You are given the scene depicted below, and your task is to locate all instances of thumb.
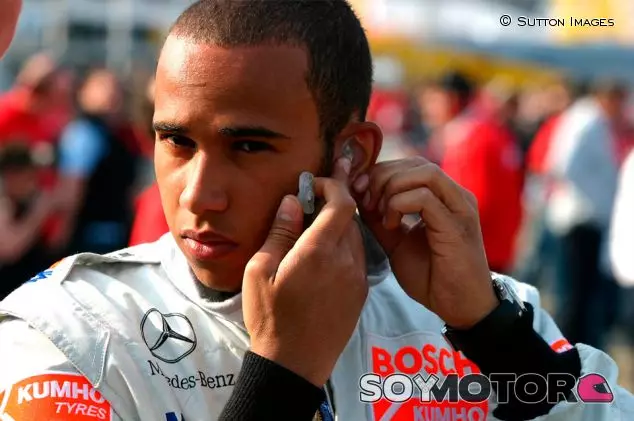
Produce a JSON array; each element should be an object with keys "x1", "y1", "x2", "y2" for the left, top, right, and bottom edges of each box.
[{"x1": 248, "y1": 195, "x2": 304, "y2": 280}]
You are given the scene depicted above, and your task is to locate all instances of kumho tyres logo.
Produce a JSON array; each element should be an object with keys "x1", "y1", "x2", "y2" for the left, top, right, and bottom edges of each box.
[{"x1": 0, "y1": 372, "x2": 112, "y2": 420}]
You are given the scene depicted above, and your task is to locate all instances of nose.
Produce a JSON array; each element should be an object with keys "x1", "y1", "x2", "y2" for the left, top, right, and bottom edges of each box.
[{"x1": 179, "y1": 153, "x2": 229, "y2": 215}]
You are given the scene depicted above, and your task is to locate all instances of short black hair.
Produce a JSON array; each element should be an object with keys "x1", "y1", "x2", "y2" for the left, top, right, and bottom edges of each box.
[
  {"x1": 0, "y1": 142, "x2": 35, "y2": 173},
  {"x1": 168, "y1": 0, "x2": 373, "y2": 144},
  {"x1": 437, "y1": 71, "x2": 474, "y2": 107}
]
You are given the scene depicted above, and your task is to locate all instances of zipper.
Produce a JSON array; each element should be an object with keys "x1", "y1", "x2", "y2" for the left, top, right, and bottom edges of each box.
[{"x1": 317, "y1": 380, "x2": 335, "y2": 421}]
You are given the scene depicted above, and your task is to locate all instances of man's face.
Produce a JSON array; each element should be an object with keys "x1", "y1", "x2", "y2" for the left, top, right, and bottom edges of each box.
[
  {"x1": 154, "y1": 37, "x2": 326, "y2": 291},
  {"x1": 0, "y1": 0, "x2": 21, "y2": 58},
  {"x1": 419, "y1": 87, "x2": 455, "y2": 129},
  {"x1": 2, "y1": 167, "x2": 37, "y2": 202}
]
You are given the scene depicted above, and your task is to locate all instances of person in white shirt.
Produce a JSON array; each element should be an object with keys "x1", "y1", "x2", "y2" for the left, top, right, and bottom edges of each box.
[
  {"x1": 545, "y1": 81, "x2": 625, "y2": 349},
  {"x1": 610, "y1": 149, "x2": 634, "y2": 287}
]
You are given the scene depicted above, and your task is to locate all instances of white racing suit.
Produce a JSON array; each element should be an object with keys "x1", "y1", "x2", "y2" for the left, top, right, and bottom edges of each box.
[{"x1": 0, "y1": 232, "x2": 633, "y2": 421}]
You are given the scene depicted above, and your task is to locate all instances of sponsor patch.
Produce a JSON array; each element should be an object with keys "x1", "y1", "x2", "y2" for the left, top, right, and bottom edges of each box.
[
  {"x1": 0, "y1": 372, "x2": 112, "y2": 420},
  {"x1": 367, "y1": 332, "x2": 489, "y2": 421},
  {"x1": 550, "y1": 338, "x2": 574, "y2": 354}
]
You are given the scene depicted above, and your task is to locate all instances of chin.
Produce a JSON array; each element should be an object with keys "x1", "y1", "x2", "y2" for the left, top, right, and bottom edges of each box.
[{"x1": 189, "y1": 256, "x2": 246, "y2": 293}]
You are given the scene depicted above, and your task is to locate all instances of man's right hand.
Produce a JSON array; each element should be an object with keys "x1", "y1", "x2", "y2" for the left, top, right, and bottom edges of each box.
[{"x1": 242, "y1": 157, "x2": 367, "y2": 387}]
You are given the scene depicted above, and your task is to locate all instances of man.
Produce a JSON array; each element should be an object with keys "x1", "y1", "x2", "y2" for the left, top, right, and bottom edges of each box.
[
  {"x1": 52, "y1": 69, "x2": 139, "y2": 255},
  {"x1": 434, "y1": 72, "x2": 524, "y2": 273},
  {"x1": 0, "y1": 2, "x2": 632, "y2": 421},
  {"x1": 610, "y1": 148, "x2": 634, "y2": 287},
  {"x1": 0, "y1": 142, "x2": 55, "y2": 299},
  {"x1": 545, "y1": 80, "x2": 623, "y2": 349}
]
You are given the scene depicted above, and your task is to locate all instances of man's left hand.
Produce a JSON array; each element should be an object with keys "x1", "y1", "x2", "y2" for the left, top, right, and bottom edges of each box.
[{"x1": 352, "y1": 156, "x2": 498, "y2": 329}]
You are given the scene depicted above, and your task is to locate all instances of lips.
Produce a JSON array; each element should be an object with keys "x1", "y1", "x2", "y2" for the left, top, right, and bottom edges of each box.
[{"x1": 180, "y1": 230, "x2": 239, "y2": 261}]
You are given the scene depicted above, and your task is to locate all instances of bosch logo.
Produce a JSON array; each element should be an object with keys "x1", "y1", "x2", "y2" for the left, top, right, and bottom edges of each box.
[{"x1": 140, "y1": 309, "x2": 197, "y2": 363}]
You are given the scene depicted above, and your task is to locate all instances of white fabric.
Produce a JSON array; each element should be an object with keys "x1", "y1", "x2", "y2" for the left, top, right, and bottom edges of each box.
[
  {"x1": 0, "y1": 234, "x2": 633, "y2": 420},
  {"x1": 545, "y1": 98, "x2": 618, "y2": 236},
  {"x1": 610, "y1": 151, "x2": 634, "y2": 286}
]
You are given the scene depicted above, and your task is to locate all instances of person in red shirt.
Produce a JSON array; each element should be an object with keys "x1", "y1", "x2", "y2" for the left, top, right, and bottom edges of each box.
[
  {"x1": 128, "y1": 183, "x2": 169, "y2": 246},
  {"x1": 0, "y1": 53, "x2": 72, "y2": 191},
  {"x1": 432, "y1": 72, "x2": 524, "y2": 273},
  {"x1": 0, "y1": 53, "x2": 63, "y2": 146}
]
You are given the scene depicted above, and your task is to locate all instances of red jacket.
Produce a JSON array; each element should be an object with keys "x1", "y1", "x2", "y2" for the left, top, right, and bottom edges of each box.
[
  {"x1": 527, "y1": 115, "x2": 561, "y2": 175},
  {"x1": 129, "y1": 184, "x2": 169, "y2": 246},
  {"x1": 441, "y1": 116, "x2": 523, "y2": 271}
]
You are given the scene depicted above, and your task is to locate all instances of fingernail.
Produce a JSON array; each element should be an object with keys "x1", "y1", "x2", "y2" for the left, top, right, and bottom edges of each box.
[
  {"x1": 353, "y1": 174, "x2": 369, "y2": 192},
  {"x1": 363, "y1": 191, "x2": 371, "y2": 207},
  {"x1": 277, "y1": 195, "x2": 299, "y2": 222},
  {"x1": 340, "y1": 157, "x2": 352, "y2": 175}
]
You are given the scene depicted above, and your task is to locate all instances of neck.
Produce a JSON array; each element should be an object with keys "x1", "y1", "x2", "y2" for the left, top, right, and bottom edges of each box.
[{"x1": 194, "y1": 281, "x2": 240, "y2": 302}]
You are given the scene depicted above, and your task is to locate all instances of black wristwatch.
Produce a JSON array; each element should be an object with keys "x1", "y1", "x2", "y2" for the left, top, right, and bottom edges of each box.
[{"x1": 442, "y1": 275, "x2": 527, "y2": 352}]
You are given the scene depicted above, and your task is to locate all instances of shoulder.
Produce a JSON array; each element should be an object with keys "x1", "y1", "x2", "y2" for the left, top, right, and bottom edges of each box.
[
  {"x1": 2, "y1": 238, "x2": 165, "y2": 307},
  {"x1": 0, "y1": 237, "x2": 170, "y2": 383},
  {"x1": 364, "y1": 271, "x2": 545, "y2": 329},
  {"x1": 0, "y1": 318, "x2": 119, "y2": 420},
  {"x1": 0, "y1": 318, "x2": 76, "y2": 382}
]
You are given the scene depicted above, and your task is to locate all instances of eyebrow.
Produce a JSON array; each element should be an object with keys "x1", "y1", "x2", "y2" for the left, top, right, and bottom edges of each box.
[
  {"x1": 218, "y1": 126, "x2": 290, "y2": 140},
  {"x1": 152, "y1": 122, "x2": 290, "y2": 140},
  {"x1": 153, "y1": 121, "x2": 188, "y2": 134}
]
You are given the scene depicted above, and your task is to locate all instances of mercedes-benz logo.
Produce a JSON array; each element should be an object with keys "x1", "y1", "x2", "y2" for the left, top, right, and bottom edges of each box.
[{"x1": 140, "y1": 308, "x2": 197, "y2": 363}]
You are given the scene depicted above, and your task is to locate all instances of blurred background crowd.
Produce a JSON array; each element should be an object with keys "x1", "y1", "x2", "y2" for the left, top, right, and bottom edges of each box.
[{"x1": 1, "y1": 0, "x2": 634, "y2": 388}]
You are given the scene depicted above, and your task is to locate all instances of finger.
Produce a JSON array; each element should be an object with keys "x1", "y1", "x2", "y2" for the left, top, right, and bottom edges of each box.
[
  {"x1": 302, "y1": 177, "x2": 357, "y2": 246},
  {"x1": 363, "y1": 158, "x2": 423, "y2": 211},
  {"x1": 247, "y1": 195, "x2": 304, "y2": 281},
  {"x1": 383, "y1": 187, "x2": 453, "y2": 231},
  {"x1": 377, "y1": 163, "x2": 469, "y2": 215},
  {"x1": 331, "y1": 156, "x2": 352, "y2": 185},
  {"x1": 337, "y1": 221, "x2": 368, "y2": 288}
]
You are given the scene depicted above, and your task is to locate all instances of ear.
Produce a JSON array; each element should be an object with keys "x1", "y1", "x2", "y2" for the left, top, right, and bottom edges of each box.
[{"x1": 334, "y1": 121, "x2": 383, "y2": 181}]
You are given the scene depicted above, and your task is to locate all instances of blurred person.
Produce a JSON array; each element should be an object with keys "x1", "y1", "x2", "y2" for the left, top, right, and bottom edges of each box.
[
  {"x1": 128, "y1": 74, "x2": 170, "y2": 247},
  {"x1": 609, "y1": 87, "x2": 634, "y2": 167},
  {"x1": 1, "y1": 2, "x2": 633, "y2": 421},
  {"x1": 53, "y1": 69, "x2": 139, "y2": 256},
  {"x1": 131, "y1": 74, "x2": 157, "y2": 159},
  {"x1": 0, "y1": 143, "x2": 55, "y2": 299},
  {"x1": 515, "y1": 80, "x2": 577, "y2": 286},
  {"x1": 433, "y1": 71, "x2": 524, "y2": 273},
  {"x1": 366, "y1": 87, "x2": 417, "y2": 161},
  {"x1": 0, "y1": 53, "x2": 66, "y2": 183},
  {"x1": 544, "y1": 80, "x2": 625, "y2": 349},
  {"x1": 610, "y1": 149, "x2": 634, "y2": 287},
  {"x1": 415, "y1": 80, "x2": 456, "y2": 163},
  {"x1": 609, "y1": 148, "x2": 634, "y2": 350}
]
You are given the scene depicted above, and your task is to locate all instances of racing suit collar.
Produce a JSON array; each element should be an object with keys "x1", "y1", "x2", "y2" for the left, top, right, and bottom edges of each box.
[{"x1": 158, "y1": 218, "x2": 391, "y2": 312}]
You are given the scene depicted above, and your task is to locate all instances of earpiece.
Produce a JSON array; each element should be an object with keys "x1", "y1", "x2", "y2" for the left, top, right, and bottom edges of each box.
[{"x1": 342, "y1": 138, "x2": 355, "y2": 163}]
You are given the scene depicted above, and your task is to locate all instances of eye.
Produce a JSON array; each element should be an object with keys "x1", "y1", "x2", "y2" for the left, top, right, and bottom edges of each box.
[
  {"x1": 232, "y1": 141, "x2": 274, "y2": 153},
  {"x1": 158, "y1": 134, "x2": 196, "y2": 150}
]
